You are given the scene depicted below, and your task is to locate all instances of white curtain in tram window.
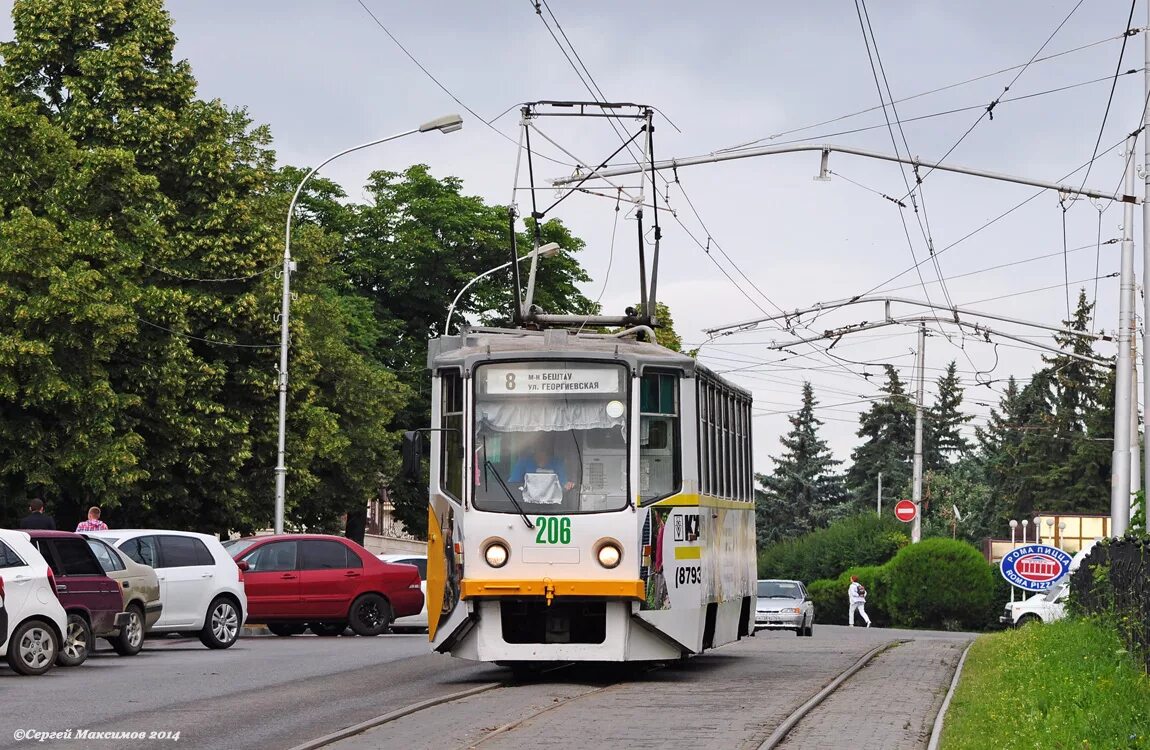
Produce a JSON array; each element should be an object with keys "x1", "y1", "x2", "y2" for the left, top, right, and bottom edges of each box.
[
  {"x1": 477, "y1": 401, "x2": 624, "y2": 433},
  {"x1": 522, "y1": 472, "x2": 563, "y2": 504}
]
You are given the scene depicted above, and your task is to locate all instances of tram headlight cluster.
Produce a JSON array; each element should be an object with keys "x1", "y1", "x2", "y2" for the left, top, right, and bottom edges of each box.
[
  {"x1": 483, "y1": 541, "x2": 509, "y2": 568},
  {"x1": 596, "y1": 541, "x2": 622, "y2": 569}
]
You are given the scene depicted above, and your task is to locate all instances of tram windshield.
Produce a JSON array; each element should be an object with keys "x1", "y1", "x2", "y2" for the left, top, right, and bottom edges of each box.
[{"x1": 473, "y1": 361, "x2": 629, "y2": 514}]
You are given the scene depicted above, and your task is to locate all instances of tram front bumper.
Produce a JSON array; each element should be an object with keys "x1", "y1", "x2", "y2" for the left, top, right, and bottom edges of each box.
[{"x1": 460, "y1": 579, "x2": 645, "y2": 601}]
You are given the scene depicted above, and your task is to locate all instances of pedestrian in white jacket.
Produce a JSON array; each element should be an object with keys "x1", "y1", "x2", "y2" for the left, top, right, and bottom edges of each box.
[{"x1": 848, "y1": 575, "x2": 871, "y2": 627}]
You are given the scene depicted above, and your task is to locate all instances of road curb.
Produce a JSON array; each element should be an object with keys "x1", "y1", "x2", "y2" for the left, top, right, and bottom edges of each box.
[
  {"x1": 241, "y1": 625, "x2": 272, "y2": 637},
  {"x1": 927, "y1": 638, "x2": 975, "y2": 750}
]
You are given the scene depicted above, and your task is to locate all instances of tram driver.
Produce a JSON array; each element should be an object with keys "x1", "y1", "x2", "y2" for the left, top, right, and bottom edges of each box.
[{"x1": 509, "y1": 433, "x2": 575, "y2": 504}]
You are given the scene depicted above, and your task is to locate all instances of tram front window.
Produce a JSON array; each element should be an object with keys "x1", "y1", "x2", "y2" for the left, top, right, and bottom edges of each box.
[{"x1": 473, "y1": 362, "x2": 628, "y2": 514}]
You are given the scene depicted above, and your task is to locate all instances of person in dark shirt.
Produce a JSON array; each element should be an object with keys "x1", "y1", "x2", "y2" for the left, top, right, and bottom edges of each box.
[{"x1": 18, "y1": 497, "x2": 56, "y2": 530}]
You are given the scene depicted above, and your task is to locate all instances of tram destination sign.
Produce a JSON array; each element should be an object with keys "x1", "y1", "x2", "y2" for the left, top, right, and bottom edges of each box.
[
  {"x1": 999, "y1": 544, "x2": 1073, "y2": 592},
  {"x1": 485, "y1": 366, "x2": 621, "y2": 395}
]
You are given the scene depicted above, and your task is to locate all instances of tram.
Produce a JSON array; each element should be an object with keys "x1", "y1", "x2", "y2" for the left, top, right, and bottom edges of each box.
[{"x1": 417, "y1": 326, "x2": 757, "y2": 664}]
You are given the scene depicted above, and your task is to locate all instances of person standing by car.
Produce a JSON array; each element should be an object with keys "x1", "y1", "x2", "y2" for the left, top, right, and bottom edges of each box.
[
  {"x1": 848, "y1": 575, "x2": 871, "y2": 627},
  {"x1": 75, "y1": 506, "x2": 108, "y2": 532},
  {"x1": 18, "y1": 498, "x2": 55, "y2": 530}
]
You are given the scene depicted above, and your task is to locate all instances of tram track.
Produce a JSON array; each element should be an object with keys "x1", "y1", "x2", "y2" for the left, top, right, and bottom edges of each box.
[
  {"x1": 756, "y1": 640, "x2": 901, "y2": 749},
  {"x1": 287, "y1": 661, "x2": 649, "y2": 750}
]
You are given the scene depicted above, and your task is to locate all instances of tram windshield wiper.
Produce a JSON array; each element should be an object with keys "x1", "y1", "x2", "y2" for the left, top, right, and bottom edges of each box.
[{"x1": 485, "y1": 459, "x2": 535, "y2": 529}]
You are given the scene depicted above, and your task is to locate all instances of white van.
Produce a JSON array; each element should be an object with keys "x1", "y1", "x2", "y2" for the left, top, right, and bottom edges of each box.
[{"x1": 1001, "y1": 540, "x2": 1098, "y2": 627}]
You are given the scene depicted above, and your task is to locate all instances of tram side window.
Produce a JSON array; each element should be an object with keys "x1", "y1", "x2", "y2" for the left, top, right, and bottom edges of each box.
[
  {"x1": 640, "y1": 372, "x2": 681, "y2": 503},
  {"x1": 440, "y1": 370, "x2": 464, "y2": 500}
]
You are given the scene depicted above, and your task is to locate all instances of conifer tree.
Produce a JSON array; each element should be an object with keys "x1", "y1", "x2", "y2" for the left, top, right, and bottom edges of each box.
[
  {"x1": 755, "y1": 383, "x2": 846, "y2": 546},
  {"x1": 925, "y1": 361, "x2": 972, "y2": 470},
  {"x1": 847, "y1": 365, "x2": 915, "y2": 504}
]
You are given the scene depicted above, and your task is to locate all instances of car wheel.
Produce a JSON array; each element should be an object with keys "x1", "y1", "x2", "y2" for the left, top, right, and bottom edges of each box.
[
  {"x1": 309, "y1": 622, "x2": 347, "y2": 637},
  {"x1": 348, "y1": 593, "x2": 392, "y2": 637},
  {"x1": 806, "y1": 621, "x2": 814, "y2": 637},
  {"x1": 7, "y1": 619, "x2": 59, "y2": 676},
  {"x1": 199, "y1": 597, "x2": 240, "y2": 649},
  {"x1": 1016, "y1": 613, "x2": 1042, "y2": 627},
  {"x1": 111, "y1": 605, "x2": 146, "y2": 656},
  {"x1": 267, "y1": 623, "x2": 307, "y2": 637},
  {"x1": 57, "y1": 614, "x2": 91, "y2": 667}
]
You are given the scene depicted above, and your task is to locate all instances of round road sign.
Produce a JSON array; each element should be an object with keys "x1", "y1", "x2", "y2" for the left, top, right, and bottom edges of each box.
[{"x1": 894, "y1": 499, "x2": 917, "y2": 523}]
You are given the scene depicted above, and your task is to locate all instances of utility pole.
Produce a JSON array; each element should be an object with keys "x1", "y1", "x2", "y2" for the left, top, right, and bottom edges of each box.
[
  {"x1": 877, "y1": 472, "x2": 883, "y2": 516},
  {"x1": 1133, "y1": 330, "x2": 1141, "y2": 502},
  {"x1": 912, "y1": 323, "x2": 926, "y2": 544},
  {"x1": 1142, "y1": 0, "x2": 1150, "y2": 522},
  {"x1": 1112, "y1": 134, "x2": 1137, "y2": 537}
]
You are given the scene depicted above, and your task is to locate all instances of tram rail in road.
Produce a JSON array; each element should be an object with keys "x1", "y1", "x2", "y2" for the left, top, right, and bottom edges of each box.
[{"x1": 297, "y1": 628, "x2": 972, "y2": 750}]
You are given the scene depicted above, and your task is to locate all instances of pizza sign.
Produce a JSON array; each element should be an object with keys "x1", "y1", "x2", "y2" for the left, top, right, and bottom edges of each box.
[{"x1": 999, "y1": 544, "x2": 1073, "y2": 592}]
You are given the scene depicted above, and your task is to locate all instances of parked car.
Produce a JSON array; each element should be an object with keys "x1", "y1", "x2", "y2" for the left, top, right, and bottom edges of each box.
[
  {"x1": 81, "y1": 535, "x2": 163, "y2": 655},
  {"x1": 223, "y1": 535, "x2": 423, "y2": 637},
  {"x1": 755, "y1": 579, "x2": 815, "y2": 637},
  {"x1": 0, "y1": 529, "x2": 68, "y2": 675},
  {"x1": 87, "y1": 530, "x2": 246, "y2": 649},
  {"x1": 26, "y1": 530, "x2": 127, "y2": 666},
  {"x1": 377, "y1": 553, "x2": 428, "y2": 631}
]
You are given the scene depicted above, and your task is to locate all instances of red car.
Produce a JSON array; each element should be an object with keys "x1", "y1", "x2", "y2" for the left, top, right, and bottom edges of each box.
[
  {"x1": 223, "y1": 534, "x2": 423, "y2": 637},
  {"x1": 26, "y1": 530, "x2": 127, "y2": 666}
]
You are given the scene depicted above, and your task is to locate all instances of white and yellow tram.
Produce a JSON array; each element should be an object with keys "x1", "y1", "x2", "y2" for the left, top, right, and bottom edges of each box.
[{"x1": 421, "y1": 327, "x2": 756, "y2": 663}]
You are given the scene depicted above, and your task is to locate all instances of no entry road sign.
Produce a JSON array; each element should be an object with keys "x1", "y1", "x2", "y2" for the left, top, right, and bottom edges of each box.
[{"x1": 894, "y1": 499, "x2": 917, "y2": 523}]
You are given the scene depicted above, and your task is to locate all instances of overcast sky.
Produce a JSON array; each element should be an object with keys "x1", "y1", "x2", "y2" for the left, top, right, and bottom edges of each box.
[{"x1": 3, "y1": 1, "x2": 1147, "y2": 485}]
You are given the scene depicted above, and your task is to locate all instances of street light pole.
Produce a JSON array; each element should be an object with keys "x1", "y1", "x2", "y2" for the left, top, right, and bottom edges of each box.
[
  {"x1": 444, "y1": 243, "x2": 561, "y2": 335},
  {"x1": 274, "y1": 114, "x2": 463, "y2": 535}
]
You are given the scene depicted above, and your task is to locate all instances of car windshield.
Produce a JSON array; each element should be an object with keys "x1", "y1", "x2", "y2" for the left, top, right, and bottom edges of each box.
[
  {"x1": 1043, "y1": 578, "x2": 1069, "y2": 602},
  {"x1": 758, "y1": 580, "x2": 801, "y2": 598},
  {"x1": 222, "y1": 538, "x2": 258, "y2": 556}
]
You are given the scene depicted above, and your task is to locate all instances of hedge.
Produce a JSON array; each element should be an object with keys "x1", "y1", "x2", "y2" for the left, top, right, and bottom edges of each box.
[
  {"x1": 808, "y1": 537, "x2": 997, "y2": 631},
  {"x1": 758, "y1": 513, "x2": 909, "y2": 583}
]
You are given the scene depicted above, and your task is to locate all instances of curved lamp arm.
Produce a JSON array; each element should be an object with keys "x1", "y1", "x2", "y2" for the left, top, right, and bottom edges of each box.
[{"x1": 444, "y1": 243, "x2": 561, "y2": 334}]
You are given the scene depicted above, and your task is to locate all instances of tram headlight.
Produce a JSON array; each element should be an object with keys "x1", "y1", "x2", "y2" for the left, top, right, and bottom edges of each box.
[
  {"x1": 484, "y1": 541, "x2": 509, "y2": 568},
  {"x1": 596, "y1": 542, "x2": 622, "y2": 569}
]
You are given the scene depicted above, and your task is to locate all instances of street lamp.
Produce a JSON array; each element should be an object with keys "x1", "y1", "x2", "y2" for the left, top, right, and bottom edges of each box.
[
  {"x1": 444, "y1": 243, "x2": 561, "y2": 334},
  {"x1": 274, "y1": 114, "x2": 464, "y2": 534}
]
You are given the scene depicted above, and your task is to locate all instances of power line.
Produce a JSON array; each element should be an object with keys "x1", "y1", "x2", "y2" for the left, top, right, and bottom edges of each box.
[
  {"x1": 720, "y1": 30, "x2": 1134, "y2": 151},
  {"x1": 354, "y1": 0, "x2": 572, "y2": 168},
  {"x1": 910, "y1": 0, "x2": 1088, "y2": 192},
  {"x1": 1077, "y1": 0, "x2": 1139, "y2": 191}
]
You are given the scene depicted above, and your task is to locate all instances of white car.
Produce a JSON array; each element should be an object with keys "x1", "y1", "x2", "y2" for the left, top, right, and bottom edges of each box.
[
  {"x1": 87, "y1": 530, "x2": 247, "y2": 649},
  {"x1": 0, "y1": 529, "x2": 68, "y2": 675},
  {"x1": 377, "y1": 554, "x2": 427, "y2": 630}
]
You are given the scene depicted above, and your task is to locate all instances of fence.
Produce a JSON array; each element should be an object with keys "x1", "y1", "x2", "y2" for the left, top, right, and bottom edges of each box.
[{"x1": 1070, "y1": 537, "x2": 1150, "y2": 673}]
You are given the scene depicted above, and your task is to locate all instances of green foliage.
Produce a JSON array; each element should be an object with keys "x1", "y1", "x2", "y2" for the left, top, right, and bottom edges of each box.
[
  {"x1": 0, "y1": 0, "x2": 408, "y2": 534},
  {"x1": 939, "y1": 619, "x2": 1150, "y2": 749},
  {"x1": 755, "y1": 382, "x2": 847, "y2": 546},
  {"x1": 924, "y1": 361, "x2": 972, "y2": 469},
  {"x1": 919, "y1": 461, "x2": 997, "y2": 545},
  {"x1": 885, "y1": 537, "x2": 996, "y2": 630},
  {"x1": 846, "y1": 365, "x2": 914, "y2": 506},
  {"x1": 757, "y1": 512, "x2": 909, "y2": 583}
]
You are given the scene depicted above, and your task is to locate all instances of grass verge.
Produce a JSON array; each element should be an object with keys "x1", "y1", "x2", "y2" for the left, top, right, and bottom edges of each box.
[{"x1": 941, "y1": 618, "x2": 1150, "y2": 749}]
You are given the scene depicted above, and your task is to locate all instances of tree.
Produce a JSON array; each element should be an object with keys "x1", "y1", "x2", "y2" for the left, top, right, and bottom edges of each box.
[
  {"x1": 755, "y1": 383, "x2": 847, "y2": 546},
  {"x1": 336, "y1": 166, "x2": 596, "y2": 535},
  {"x1": 0, "y1": 0, "x2": 403, "y2": 533},
  {"x1": 924, "y1": 361, "x2": 972, "y2": 470},
  {"x1": 846, "y1": 365, "x2": 915, "y2": 506}
]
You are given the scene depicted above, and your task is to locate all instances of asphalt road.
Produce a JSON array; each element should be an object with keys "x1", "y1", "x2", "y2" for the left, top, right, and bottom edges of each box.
[{"x1": 0, "y1": 632, "x2": 501, "y2": 750}]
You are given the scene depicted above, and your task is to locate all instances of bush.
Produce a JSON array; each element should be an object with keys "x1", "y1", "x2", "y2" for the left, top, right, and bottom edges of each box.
[
  {"x1": 758, "y1": 513, "x2": 909, "y2": 583},
  {"x1": 1070, "y1": 535, "x2": 1150, "y2": 672},
  {"x1": 885, "y1": 537, "x2": 996, "y2": 630}
]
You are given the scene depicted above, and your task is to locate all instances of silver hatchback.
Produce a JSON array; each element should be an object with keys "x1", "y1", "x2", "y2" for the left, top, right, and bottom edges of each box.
[{"x1": 755, "y1": 579, "x2": 814, "y2": 637}]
